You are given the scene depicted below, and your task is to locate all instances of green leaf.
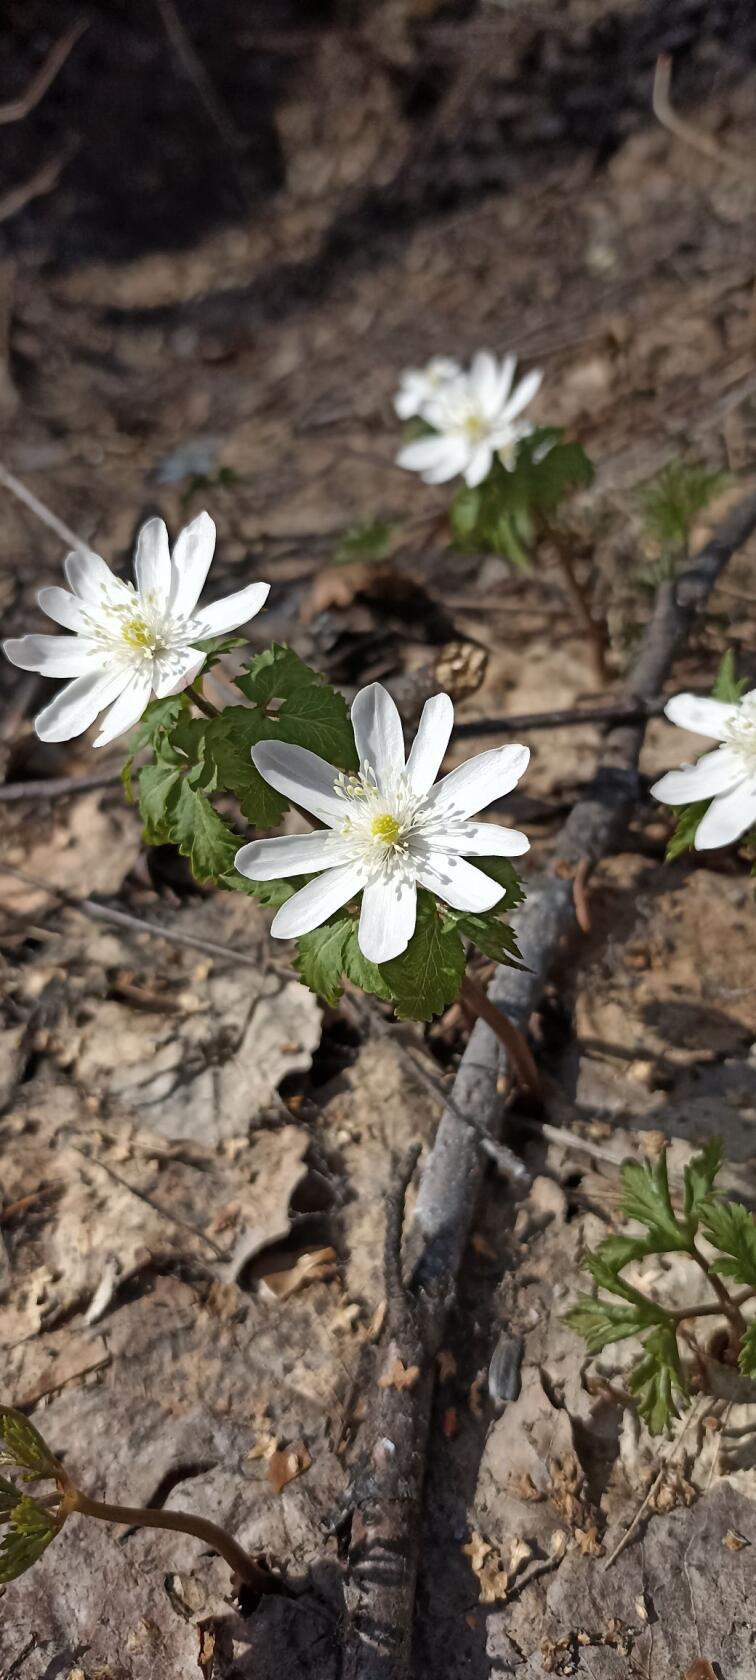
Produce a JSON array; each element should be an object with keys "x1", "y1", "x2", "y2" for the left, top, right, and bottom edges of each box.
[
  {"x1": 701, "y1": 1198, "x2": 756, "y2": 1289},
  {"x1": 441, "y1": 858, "x2": 525, "y2": 965},
  {"x1": 712, "y1": 648, "x2": 747, "y2": 704},
  {"x1": 592, "y1": 1233, "x2": 658, "y2": 1271},
  {"x1": 619, "y1": 1155, "x2": 690, "y2": 1252},
  {"x1": 683, "y1": 1138, "x2": 723, "y2": 1227},
  {"x1": 0, "y1": 1409, "x2": 59, "y2": 1478},
  {"x1": 564, "y1": 1295, "x2": 665, "y2": 1354},
  {"x1": 234, "y1": 644, "x2": 321, "y2": 706},
  {"x1": 137, "y1": 753, "x2": 183, "y2": 844},
  {"x1": 738, "y1": 1318, "x2": 756, "y2": 1378},
  {"x1": 381, "y1": 890, "x2": 466, "y2": 1022},
  {"x1": 177, "y1": 708, "x2": 287, "y2": 827},
  {"x1": 0, "y1": 1473, "x2": 21, "y2": 1515},
  {"x1": 294, "y1": 911, "x2": 393, "y2": 1006},
  {"x1": 450, "y1": 432, "x2": 593, "y2": 566},
  {"x1": 225, "y1": 872, "x2": 299, "y2": 908},
  {"x1": 169, "y1": 781, "x2": 240, "y2": 882},
  {"x1": 0, "y1": 1496, "x2": 60, "y2": 1583},
  {"x1": 582, "y1": 1252, "x2": 669, "y2": 1317},
  {"x1": 191, "y1": 633, "x2": 247, "y2": 675},
  {"x1": 639, "y1": 459, "x2": 731, "y2": 558},
  {"x1": 128, "y1": 694, "x2": 189, "y2": 753},
  {"x1": 627, "y1": 1325, "x2": 687, "y2": 1435},
  {"x1": 665, "y1": 798, "x2": 711, "y2": 861},
  {"x1": 278, "y1": 684, "x2": 357, "y2": 770},
  {"x1": 333, "y1": 519, "x2": 393, "y2": 566},
  {"x1": 342, "y1": 925, "x2": 394, "y2": 1002}
]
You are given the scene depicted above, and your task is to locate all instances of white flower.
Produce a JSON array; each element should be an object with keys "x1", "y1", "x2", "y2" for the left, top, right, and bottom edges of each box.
[
  {"x1": 651, "y1": 689, "x2": 756, "y2": 849},
  {"x1": 394, "y1": 356, "x2": 462, "y2": 421},
  {"x1": 3, "y1": 513, "x2": 269, "y2": 748},
  {"x1": 396, "y1": 350, "x2": 542, "y2": 489},
  {"x1": 235, "y1": 682, "x2": 530, "y2": 964}
]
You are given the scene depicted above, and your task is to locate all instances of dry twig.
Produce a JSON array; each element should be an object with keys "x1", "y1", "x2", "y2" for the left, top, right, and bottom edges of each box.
[
  {"x1": 653, "y1": 55, "x2": 752, "y2": 182},
  {"x1": 0, "y1": 20, "x2": 88, "y2": 124}
]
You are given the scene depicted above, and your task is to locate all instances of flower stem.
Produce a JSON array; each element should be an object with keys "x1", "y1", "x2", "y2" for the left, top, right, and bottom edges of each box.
[
  {"x1": 670, "y1": 1287, "x2": 754, "y2": 1323},
  {"x1": 71, "y1": 1487, "x2": 291, "y2": 1596},
  {"x1": 193, "y1": 687, "x2": 220, "y2": 720},
  {"x1": 689, "y1": 1243, "x2": 748, "y2": 1336},
  {"x1": 542, "y1": 520, "x2": 609, "y2": 686},
  {"x1": 459, "y1": 974, "x2": 540, "y2": 1098}
]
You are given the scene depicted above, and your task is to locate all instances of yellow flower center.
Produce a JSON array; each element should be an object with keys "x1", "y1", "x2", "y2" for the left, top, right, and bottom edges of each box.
[
  {"x1": 121, "y1": 616, "x2": 156, "y2": 651},
  {"x1": 371, "y1": 813, "x2": 401, "y2": 846},
  {"x1": 464, "y1": 414, "x2": 485, "y2": 441}
]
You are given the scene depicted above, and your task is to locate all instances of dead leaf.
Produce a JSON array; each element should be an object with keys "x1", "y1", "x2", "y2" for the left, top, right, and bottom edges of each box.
[
  {"x1": 259, "y1": 1245, "x2": 338, "y2": 1301},
  {"x1": 433, "y1": 640, "x2": 487, "y2": 700},
  {"x1": 507, "y1": 1470, "x2": 546, "y2": 1503},
  {"x1": 197, "y1": 1624, "x2": 216, "y2": 1679},
  {"x1": 575, "y1": 1524, "x2": 604, "y2": 1556},
  {"x1": 468, "y1": 1373, "x2": 486, "y2": 1417},
  {"x1": 684, "y1": 1664, "x2": 718, "y2": 1680},
  {"x1": 442, "y1": 1407, "x2": 458, "y2": 1439},
  {"x1": 436, "y1": 1348, "x2": 457, "y2": 1382},
  {"x1": 462, "y1": 1530, "x2": 511, "y2": 1604},
  {"x1": 378, "y1": 1357, "x2": 420, "y2": 1390},
  {"x1": 722, "y1": 1529, "x2": 750, "y2": 1551},
  {"x1": 266, "y1": 1441, "x2": 312, "y2": 1492}
]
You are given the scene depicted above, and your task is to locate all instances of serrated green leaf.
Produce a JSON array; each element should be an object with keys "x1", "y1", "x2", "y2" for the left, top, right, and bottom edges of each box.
[
  {"x1": 450, "y1": 432, "x2": 593, "y2": 566},
  {"x1": 582, "y1": 1252, "x2": 670, "y2": 1319},
  {"x1": 224, "y1": 872, "x2": 299, "y2": 908},
  {"x1": 234, "y1": 644, "x2": 318, "y2": 706},
  {"x1": 0, "y1": 1473, "x2": 20, "y2": 1514},
  {"x1": 700, "y1": 1198, "x2": 756, "y2": 1289},
  {"x1": 683, "y1": 1138, "x2": 723, "y2": 1227},
  {"x1": 381, "y1": 890, "x2": 466, "y2": 1021},
  {"x1": 0, "y1": 1496, "x2": 59, "y2": 1583},
  {"x1": 619, "y1": 1155, "x2": 690, "y2": 1251},
  {"x1": 627, "y1": 1324, "x2": 687, "y2": 1435},
  {"x1": 137, "y1": 754, "x2": 183, "y2": 844},
  {"x1": 333, "y1": 519, "x2": 393, "y2": 566},
  {"x1": 639, "y1": 460, "x2": 731, "y2": 558},
  {"x1": 128, "y1": 694, "x2": 189, "y2": 753},
  {"x1": 278, "y1": 684, "x2": 357, "y2": 771},
  {"x1": 342, "y1": 923, "x2": 393, "y2": 1002},
  {"x1": 712, "y1": 649, "x2": 747, "y2": 704},
  {"x1": 563, "y1": 1296, "x2": 659, "y2": 1353},
  {"x1": 738, "y1": 1318, "x2": 756, "y2": 1377},
  {"x1": 169, "y1": 782, "x2": 240, "y2": 882},
  {"x1": 295, "y1": 917, "x2": 353, "y2": 1007},
  {"x1": 178, "y1": 708, "x2": 287, "y2": 827},
  {"x1": 665, "y1": 799, "x2": 711, "y2": 861},
  {"x1": 441, "y1": 858, "x2": 525, "y2": 965},
  {"x1": 0, "y1": 1409, "x2": 59, "y2": 1477},
  {"x1": 592, "y1": 1233, "x2": 657, "y2": 1271}
]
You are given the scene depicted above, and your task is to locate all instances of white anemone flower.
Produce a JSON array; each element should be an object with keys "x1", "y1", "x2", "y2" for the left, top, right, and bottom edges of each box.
[
  {"x1": 394, "y1": 356, "x2": 462, "y2": 421},
  {"x1": 396, "y1": 350, "x2": 542, "y2": 489},
  {"x1": 235, "y1": 682, "x2": 530, "y2": 964},
  {"x1": 651, "y1": 689, "x2": 756, "y2": 849},
  {"x1": 3, "y1": 513, "x2": 269, "y2": 748}
]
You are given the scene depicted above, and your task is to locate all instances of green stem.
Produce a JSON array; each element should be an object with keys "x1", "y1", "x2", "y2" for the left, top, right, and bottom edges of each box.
[
  {"x1": 192, "y1": 687, "x2": 219, "y2": 720},
  {"x1": 72, "y1": 1488, "x2": 288, "y2": 1595},
  {"x1": 689, "y1": 1243, "x2": 748, "y2": 1335},
  {"x1": 670, "y1": 1287, "x2": 754, "y2": 1324}
]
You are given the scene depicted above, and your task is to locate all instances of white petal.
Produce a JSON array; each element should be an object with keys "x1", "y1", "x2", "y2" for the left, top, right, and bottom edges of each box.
[
  {"x1": 352, "y1": 683, "x2": 405, "y2": 783},
  {"x1": 235, "y1": 831, "x2": 352, "y2": 879},
  {"x1": 502, "y1": 367, "x2": 542, "y2": 420},
  {"x1": 134, "y1": 518, "x2": 172, "y2": 607},
  {"x1": 3, "y1": 633, "x2": 98, "y2": 678},
  {"x1": 250, "y1": 740, "x2": 344, "y2": 826},
  {"x1": 396, "y1": 436, "x2": 469, "y2": 483},
  {"x1": 152, "y1": 646, "x2": 206, "y2": 698},
  {"x1": 358, "y1": 875, "x2": 417, "y2": 963},
  {"x1": 650, "y1": 747, "x2": 743, "y2": 805},
  {"x1": 192, "y1": 580, "x2": 269, "y2": 638},
  {"x1": 38, "y1": 586, "x2": 89, "y2": 631},
  {"x1": 169, "y1": 511, "x2": 216, "y2": 616},
  {"x1": 395, "y1": 386, "x2": 420, "y2": 421},
  {"x1": 64, "y1": 548, "x2": 121, "y2": 605},
  {"x1": 34, "y1": 667, "x2": 131, "y2": 742},
  {"x1": 450, "y1": 819, "x2": 530, "y2": 857},
  {"x1": 695, "y1": 781, "x2": 756, "y2": 849},
  {"x1": 463, "y1": 443, "x2": 494, "y2": 488},
  {"x1": 93, "y1": 667, "x2": 154, "y2": 747},
  {"x1": 469, "y1": 350, "x2": 500, "y2": 412},
  {"x1": 416, "y1": 850, "x2": 504, "y2": 912},
  {"x1": 428, "y1": 743, "x2": 530, "y2": 819},
  {"x1": 406, "y1": 694, "x2": 454, "y2": 794},
  {"x1": 664, "y1": 692, "x2": 739, "y2": 741},
  {"x1": 270, "y1": 862, "x2": 367, "y2": 939}
]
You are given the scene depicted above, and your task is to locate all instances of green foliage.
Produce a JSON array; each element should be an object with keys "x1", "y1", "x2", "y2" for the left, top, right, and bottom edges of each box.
[
  {"x1": 333, "y1": 519, "x2": 393, "y2": 566},
  {"x1": 0, "y1": 1409, "x2": 63, "y2": 1582},
  {"x1": 179, "y1": 464, "x2": 239, "y2": 513},
  {"x1": 712, "y1": 648, "x2": 748, "y2": 704},
  {"x1": 627, "y1": 1325, "x2": 687, "y2": 1435},
  {"x1": 131, "y1": 646, "x2": 357, "y2": 883},
  {"x1": 665, "y1": 799, "x2": 711, "y2": 862},
  {"x1": 619, "y1": 1153, "x2": 690, "y2": 1251},
  {"x1": 450, "y1": 430, "x2": 594, "y2": 567},
  {"x1": 739, "y1": 1319, "x2": 756, "y2": 1377},
  {"x1": 700, "y1": 1198, "x2": 756, "y2": 1289},
  {"x1": 382, "y1": 890, "x2": 467, "y2": 1021},
  {"x1": 564, "y1": 1141, "x2": 756, "y2": 1434},
  {"x1": 639, "y1": 459, "x2": 730, "y2": 560}
]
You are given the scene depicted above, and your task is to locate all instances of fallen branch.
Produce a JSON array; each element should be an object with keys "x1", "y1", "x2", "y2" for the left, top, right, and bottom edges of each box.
[
  {"x1": 454, "y1": 696, "x2": 665, "y2": 738},
  {"x1": 343, "y1": 486, "x2": 756, "y2": 1678},
  {"x1": 0, "y1": 767, "x2": 123, "y2": 802}
]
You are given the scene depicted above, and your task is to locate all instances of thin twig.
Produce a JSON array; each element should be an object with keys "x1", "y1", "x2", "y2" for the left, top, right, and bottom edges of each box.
[
  {"x1": 0, "y1": 767, "x2": 124, "y2": 803},
  {"x1": 0, "y1": 461, "x2": 89, "y2": 553},
  {"x1": 453, "y1": 697, "x2": 666, "y2": 738},
  {"x1": 156, "y1": 0, "x2": 250, "y2": 206},
  {"x1": 603, "y1": 1398, "x2": 703, "y2": 1570},
  {"x1": 653, "y1": 54, "x2": 752, "y2": 181},
  {"x1": 0, "y1": 863, "x2": 264, "y2": 971},
  {"x1": 543, "y1": 520, "x2": 610, "y2": 685},
  {"x1": 0, "y1": 144, "x2": 77, "y2": 227},
  {"x1": 71, "y1": 1143, "x2": 230, "y2": 1263},
  {"x1": 459, "y1": 974, "x2": 540, "y2": 1097},
  {"x1": 0, "y1": 19, "x2": 88, "y2": 123}
]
